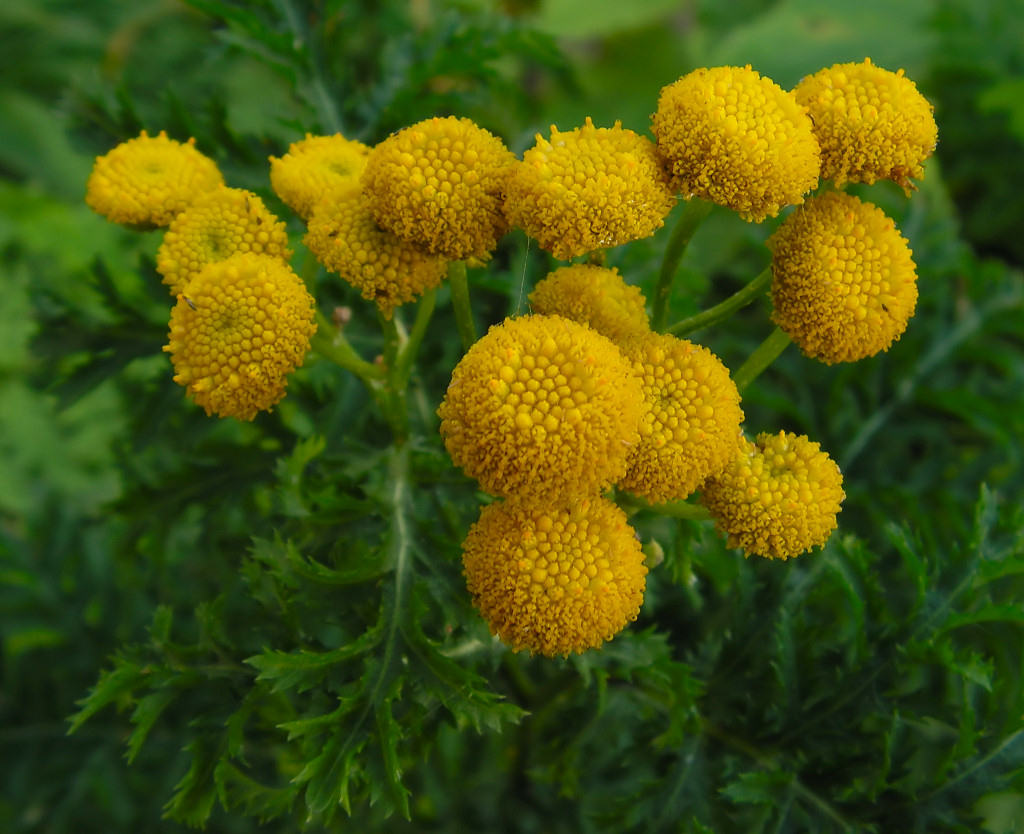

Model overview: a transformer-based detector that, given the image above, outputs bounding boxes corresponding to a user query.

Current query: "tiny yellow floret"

[701,431,845,560]
[462,496,648,656]
[794,58,938,191]
[269,133,371,220]
[163,253,316,421]
[769,192,918,364]
[652,65,820,221]
[438,315,645,501]
[529,264,651,344]
[618,332,744,503]
[157,186,291,296]
[362,116,516,260]
[504,118,675,260]
[304,186,447,318]
[85,130,223,226]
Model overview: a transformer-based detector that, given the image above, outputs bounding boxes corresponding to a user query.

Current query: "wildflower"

[157,186,291,296]
[362,116,516,260]
[618,332,743,503]
[85,130,223,226]
[769,192,918,364]
[163,253,316,421]
[269,133,371,220]
[504,118,674,260]
[304,186,447,319]
[528,264,651,344]
[652,65,820,221]
[438,314,645,501]
[794,58,938,191]
[462,496,647,656]
[701,431,844,559]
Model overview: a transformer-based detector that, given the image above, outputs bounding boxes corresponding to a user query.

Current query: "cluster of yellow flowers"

[85,56,936,656]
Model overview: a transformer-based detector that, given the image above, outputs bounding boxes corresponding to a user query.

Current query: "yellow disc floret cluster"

[769,191,918,364]
[462,496,647,656]
[157,186,291,295]
[163,253,316,421]
[438,314,645,502]
[528,265,651,344]
[86,130,224,227]
[652,65,820,221]
[362,116,516,260]
[794,58,938,191]
[701,431,845,560]
[504,118,675,260]
[619,332,743,504]
[304,186,447,319]
[269,133,371,220]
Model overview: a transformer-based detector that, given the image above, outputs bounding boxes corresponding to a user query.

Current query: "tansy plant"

[72,51,955,828]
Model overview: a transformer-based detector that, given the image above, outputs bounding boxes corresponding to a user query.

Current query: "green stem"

[393,289,436,390]
[378,314,409,442]
[732,327,792,393]
[669,266,773,337]
[310,311,384,383]
[651,198,715,332]
[448,261,476,350]
[619,494,711,520]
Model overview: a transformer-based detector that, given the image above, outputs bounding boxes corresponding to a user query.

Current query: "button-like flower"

[304,186,447,319]
[618,332,743,503]
[157,186,291,296]
[504,118,675,259]
[86,130,223,227]
[701,431,845,560]
[438,314,645,501]
[794,58,938,191]
[462,496,648,656]
[528,264,650,344]
[362,116,515,260]
[269,133,371,220]
[769,192,918,364]
[652,65,820,221]
[163,253,316,420]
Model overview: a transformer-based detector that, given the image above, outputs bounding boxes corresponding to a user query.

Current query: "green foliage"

[3,1,1024,832]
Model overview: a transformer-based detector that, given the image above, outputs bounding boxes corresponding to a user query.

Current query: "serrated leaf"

[941,605,1024,632]
[375,692,411,819]
[164,738,220,828]
[126,689,176,764]
[67,658,143,734]
[214,760,298,823]
[721,769,794,805]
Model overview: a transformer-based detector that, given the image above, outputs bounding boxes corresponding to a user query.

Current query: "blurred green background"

[2,0,1023,831]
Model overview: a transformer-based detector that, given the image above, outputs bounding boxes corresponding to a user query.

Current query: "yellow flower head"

[769,192,918,364]
[701,431,845,560]
[618,332,744,503]
[504,118,675,260]
[157,186,292,296]
[528,264,651,344]
[304,186,447,318]
[163,253,316,421]
[438,314,645,501]
[652,66,820,221]
[794,58,938,191]
[462,495,647,656]
[269,133,371,220]
[361,116,516,260]
[85,130,224,227]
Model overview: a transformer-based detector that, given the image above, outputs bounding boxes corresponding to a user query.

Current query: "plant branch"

[669,266,773,337]
[651,198,715,332]
[732,327,792,392]
[448,261,477,350]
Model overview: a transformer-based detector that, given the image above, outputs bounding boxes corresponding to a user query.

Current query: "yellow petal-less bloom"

[652,66,820,222]
[163,253,316,421]
[528,264,651,344]
[86,130,223,227]
[362,116,516,260]
[701,431,845,560]
[269,133,371,220]
[769,192,918,364]
[157,186,292,296]
[504,118,675,260]
[794,58,938,191]
[618,332,743,503]
[462,496,647,656]
[438,314,645,502]
[304,186,447,319]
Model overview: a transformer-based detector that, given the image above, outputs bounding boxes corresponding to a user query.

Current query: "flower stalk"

[669,266,773,337]
[651,197,714,332]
